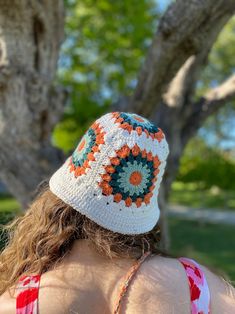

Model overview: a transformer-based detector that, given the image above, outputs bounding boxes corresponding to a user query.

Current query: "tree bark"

[130,0,235,116]
[0,0,66,206]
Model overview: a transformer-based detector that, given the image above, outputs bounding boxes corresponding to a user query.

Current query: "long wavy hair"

[0,182,172,296]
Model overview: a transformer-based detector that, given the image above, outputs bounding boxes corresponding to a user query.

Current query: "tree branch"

[162,56,196,108]
[129,0,235,116]
[182,74,235,143]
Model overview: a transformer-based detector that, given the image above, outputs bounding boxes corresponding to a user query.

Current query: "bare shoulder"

[0,273,66,314]
[123,255,191,314]
[37,271,72,314]
[199,264,235,313]
[0,288,16,314]
[123,255,235,314]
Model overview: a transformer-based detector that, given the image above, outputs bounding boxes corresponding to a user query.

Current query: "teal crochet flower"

[119,112,159,134]
[72,128,96,167]
[117,160,150,196]
[109,152,154,202]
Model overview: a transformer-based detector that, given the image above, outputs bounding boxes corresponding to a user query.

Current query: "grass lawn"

[0,195,21,251]
[0,194,20,213]
[170,181,235,211]
[169,217,235,285]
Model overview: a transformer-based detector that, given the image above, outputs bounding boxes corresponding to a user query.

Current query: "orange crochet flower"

[69,122,106,178]
[132,144,140,156]
[125,197,132,207]
[105,165,115,174]
[99,181,113,196]
[135,198,142,208]
[110,157,120,166]
[154,128,165,142]
[117,145,130,158]
[98,143,162,208]
[112,112,165,143]
[114,193,122,203]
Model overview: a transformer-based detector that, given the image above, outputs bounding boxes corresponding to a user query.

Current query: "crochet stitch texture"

[49,112,169,235]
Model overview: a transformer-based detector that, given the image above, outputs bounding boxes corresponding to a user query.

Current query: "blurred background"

[0,0,234,284]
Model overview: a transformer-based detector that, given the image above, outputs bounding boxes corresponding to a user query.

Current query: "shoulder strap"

[113,251,151,314]
[178,257,211,314]
[16,274,41,314]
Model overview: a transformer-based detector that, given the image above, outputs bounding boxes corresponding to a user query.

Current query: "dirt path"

[167,204,235,225]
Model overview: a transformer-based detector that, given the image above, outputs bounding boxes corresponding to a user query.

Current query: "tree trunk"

[0,1,66,206]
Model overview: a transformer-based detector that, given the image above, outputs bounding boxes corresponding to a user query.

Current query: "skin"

[0,239,235,313]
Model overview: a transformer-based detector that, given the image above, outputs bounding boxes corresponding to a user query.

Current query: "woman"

[0,112,234,314]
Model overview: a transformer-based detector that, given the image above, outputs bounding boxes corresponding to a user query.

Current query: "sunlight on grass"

[169,217,235,284]
[170,181,235,210]
[0,195,21,251]
[0,195,20,213]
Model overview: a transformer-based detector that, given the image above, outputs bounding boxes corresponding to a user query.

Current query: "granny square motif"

[49,112,169,235]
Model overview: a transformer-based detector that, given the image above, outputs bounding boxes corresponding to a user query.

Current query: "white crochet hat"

[49,112,169,235]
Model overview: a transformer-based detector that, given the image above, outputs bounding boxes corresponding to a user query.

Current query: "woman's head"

[0,111,170,295]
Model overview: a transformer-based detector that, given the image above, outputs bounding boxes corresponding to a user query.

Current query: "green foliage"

[53,100,110,152]
[0,195,20,251]
[200,16,235,92]
[170,181,235,210]
[177,138,235,190]
[197,16,235,146]
[0,194,20,213]
[182,16,235,188]
[54,0,158,152]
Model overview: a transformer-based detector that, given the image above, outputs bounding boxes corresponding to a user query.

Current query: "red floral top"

[16,256,210,314]
[178,257,211,314]
[16,274,40,314]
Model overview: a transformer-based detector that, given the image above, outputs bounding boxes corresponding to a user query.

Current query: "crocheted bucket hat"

[49,112,169,235]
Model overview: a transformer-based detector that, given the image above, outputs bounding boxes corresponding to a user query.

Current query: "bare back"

[1,249,235,313]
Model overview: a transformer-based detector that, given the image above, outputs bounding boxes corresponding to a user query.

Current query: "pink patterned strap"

[178,257,211,314]
[16,274,41,314]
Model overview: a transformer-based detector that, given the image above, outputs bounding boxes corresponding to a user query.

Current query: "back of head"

[0,112,170,296]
